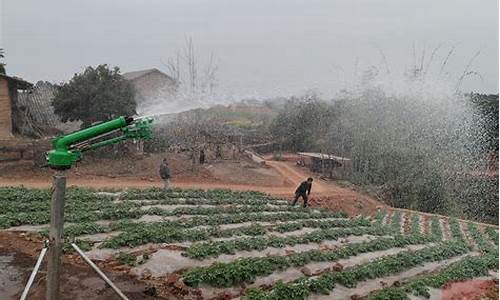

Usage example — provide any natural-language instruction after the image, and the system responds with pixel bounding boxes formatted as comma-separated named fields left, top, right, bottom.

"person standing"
left=199, top=149, right=206, bottom=164
left=159, top=158, right=171, bottom=190
left=292, top=177, right=313, bottom=207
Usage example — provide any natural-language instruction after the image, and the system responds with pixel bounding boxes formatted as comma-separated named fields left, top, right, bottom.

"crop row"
left=484, top=227, right=499, bottom=245
left=0, top=186, right=292, bottom=209
left=272, top=218, right=370, bottom=232
left=182, top=226, right=388, bottom=259
left=141, top=197, right=289, bottom=206
left=0, top=187, right=302, bottom=228
left=410, top=214, right=420, bottom=235
left=368, top=250, right=499, bottom=299
left=158, top=211, right=346, bottom=227
left=0, top=187, right=113, bottom=203
left=242, top=240, right=471, bottom=300
left=42, top=217, right=370, bottom=243
left=390, top=210, right=402, bottom=233
left=102, top=218, right=372, bottom=248
left=430, top=216, right=442, bottom=239
left=183, top=234, right=437, bottom=287
left=373, top=209, right=386, bottom=226
left=467, top=222, right=494, bottom=252
left=448, top=218, right=464, bottom=241
left=144, top=204, right=320, bottom=217
left=121, top=188, right=275, bottom=201
left=101, top=223, right=268, bottom=249
left=3, top=197, right=293, bottom=214
left=1, top=202, right=347, bottom=229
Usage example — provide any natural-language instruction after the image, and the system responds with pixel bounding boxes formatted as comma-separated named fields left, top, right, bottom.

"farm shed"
left=0, top=74, right=33, bottom=138
left=122, top=68, right=177, bottom=112
left=297, top=152, right=352, bottom=179
left=0, top=75, right=54, bottom=165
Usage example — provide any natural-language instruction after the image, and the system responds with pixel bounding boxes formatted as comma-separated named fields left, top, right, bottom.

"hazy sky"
left=1, top=0, right=498, bottom=99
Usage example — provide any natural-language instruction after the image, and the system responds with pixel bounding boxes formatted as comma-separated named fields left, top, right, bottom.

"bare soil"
left=443, top=279, right=499, bottom=300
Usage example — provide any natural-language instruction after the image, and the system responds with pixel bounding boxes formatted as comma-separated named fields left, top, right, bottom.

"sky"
left=1, top=0, right=498, bottom=100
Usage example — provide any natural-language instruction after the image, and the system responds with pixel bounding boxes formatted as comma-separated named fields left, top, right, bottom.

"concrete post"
left=46, top=172, right=66, bottom=300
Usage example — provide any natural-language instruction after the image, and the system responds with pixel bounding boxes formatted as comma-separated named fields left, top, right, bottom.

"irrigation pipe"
left=71, top=243, right=129, bottom=300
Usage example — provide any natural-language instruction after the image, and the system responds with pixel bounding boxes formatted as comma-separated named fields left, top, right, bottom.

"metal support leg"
left=20, top=241, right=48, bottom=300
left=46, top=172, right=66, bottom=300
left=71, top=243, right=129, bottom=300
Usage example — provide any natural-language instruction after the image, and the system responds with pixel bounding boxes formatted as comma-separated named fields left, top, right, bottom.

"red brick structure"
left=0, top=74, right=32, bottom=138
left=0, top=74, right=51, bottom=165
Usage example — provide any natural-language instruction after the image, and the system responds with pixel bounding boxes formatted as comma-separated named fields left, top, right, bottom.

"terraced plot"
left=1, top=187, right=498, bottom=299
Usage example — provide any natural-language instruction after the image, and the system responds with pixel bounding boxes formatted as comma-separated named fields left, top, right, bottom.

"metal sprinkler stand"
left=20, top=116, right=153, bottom=300
left=46, top=171, right=66, bottom=300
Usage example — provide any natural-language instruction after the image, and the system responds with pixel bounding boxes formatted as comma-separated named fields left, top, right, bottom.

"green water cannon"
left=46, top=116, right=154, bottom=170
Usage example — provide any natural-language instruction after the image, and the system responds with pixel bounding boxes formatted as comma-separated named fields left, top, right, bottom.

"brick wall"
left=0, top=78, right=12, bottom=138
left=0, top=138, right=51, bottom=165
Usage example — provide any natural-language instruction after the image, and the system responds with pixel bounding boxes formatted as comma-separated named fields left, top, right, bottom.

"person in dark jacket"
left=199, top=149, right=206, bottom=164
left=292, top=177, right=313, bottom=207
left=159, top=159, right=171, bottom=190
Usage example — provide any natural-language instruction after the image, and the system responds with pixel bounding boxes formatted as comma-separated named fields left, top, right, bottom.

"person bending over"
left=292, top=177, right=313, bottom=207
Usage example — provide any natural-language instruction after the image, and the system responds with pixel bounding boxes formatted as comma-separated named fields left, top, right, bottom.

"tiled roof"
left=122, top=68, right=173, bottom=81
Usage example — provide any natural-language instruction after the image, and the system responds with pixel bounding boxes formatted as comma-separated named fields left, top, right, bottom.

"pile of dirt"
left=443, top=279, right=499, bottom=300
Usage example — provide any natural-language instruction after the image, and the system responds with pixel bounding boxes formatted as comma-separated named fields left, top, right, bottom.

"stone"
left=166, top=273, right=181, bottom=285
left=141, top=269, right=152, bottom=280
left=300, top=267, right=313, bottom=276
left=330, top=262, right=343, bottom=272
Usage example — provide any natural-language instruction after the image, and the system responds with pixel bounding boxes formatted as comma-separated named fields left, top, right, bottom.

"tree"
left=269, top=94, right=333, bottom=152
left=0, top=48, right=5, bottom=74
left=52, top=65, right=136, bottom=127
left=164, top=37, right=218, bottom=97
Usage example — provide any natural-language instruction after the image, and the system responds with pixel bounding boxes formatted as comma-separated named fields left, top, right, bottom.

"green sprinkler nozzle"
left=47, top=116, right=153, bottom=170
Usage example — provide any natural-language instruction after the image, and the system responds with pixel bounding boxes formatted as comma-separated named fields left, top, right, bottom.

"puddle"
left=0, top=255, right=24, bottom=299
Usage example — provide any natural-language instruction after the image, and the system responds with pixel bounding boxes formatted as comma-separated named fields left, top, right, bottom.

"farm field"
left=1, top=187, right=498, bottom=300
